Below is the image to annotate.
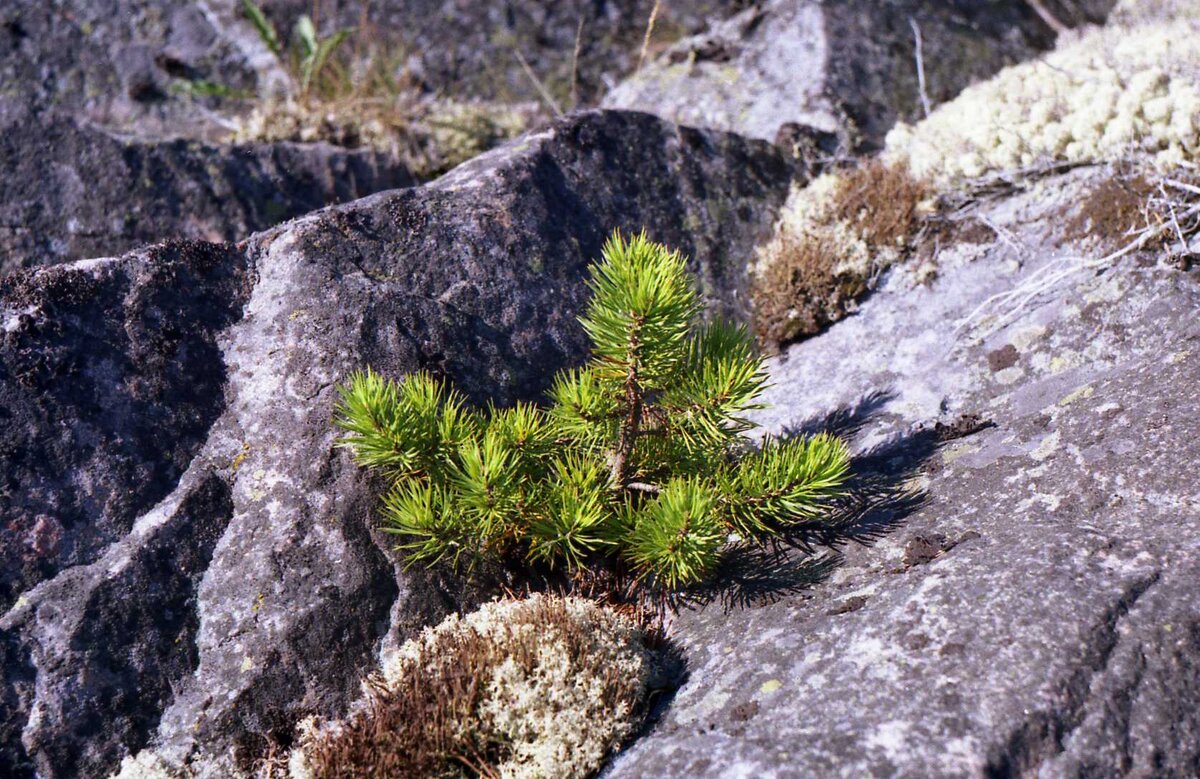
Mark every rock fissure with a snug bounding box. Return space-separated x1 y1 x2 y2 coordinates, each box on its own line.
984 571 1162 777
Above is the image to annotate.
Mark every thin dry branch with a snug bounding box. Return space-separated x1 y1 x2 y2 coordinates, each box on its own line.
637 0 662 73
514 49 563 117
1025 0 1070 34
956 196 1200 341
570 16 584 109
908 18 931 118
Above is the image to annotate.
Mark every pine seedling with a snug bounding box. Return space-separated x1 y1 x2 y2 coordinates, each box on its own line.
335 230 851 589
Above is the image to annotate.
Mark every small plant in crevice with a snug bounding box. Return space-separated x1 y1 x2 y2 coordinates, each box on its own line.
335 230 851 591
242 0 353 102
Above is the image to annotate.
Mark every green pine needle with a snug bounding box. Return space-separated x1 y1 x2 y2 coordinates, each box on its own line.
334 231 854 590
526 454 611 569
579 230 699 385
625 478 724 588
334 369 475 479
721 433 851 537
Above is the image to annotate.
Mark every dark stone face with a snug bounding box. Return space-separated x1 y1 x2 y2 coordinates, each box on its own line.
0 0 259 132
0 109 793 778
0 111 417 275
0 241 252 610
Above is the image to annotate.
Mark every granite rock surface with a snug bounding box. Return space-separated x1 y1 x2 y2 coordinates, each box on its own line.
0 109 793 778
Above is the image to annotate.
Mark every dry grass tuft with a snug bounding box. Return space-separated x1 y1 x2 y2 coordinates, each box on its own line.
828 159 929 246
290 594 650 779
753 159 930 346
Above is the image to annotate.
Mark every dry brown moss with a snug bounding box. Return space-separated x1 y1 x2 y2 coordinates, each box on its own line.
1060 174 1165 248
752 159 930 347
290 595 650 779
828 159 929 247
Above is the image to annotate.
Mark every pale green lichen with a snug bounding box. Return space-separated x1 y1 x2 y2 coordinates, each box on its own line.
231 97 532 178
109 751 180 779
292 594 651 779
885 2 1200 184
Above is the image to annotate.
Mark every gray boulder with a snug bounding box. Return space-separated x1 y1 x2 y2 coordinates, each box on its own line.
0 0 285 138
252 0 744 107
606 167 1200 777
0 109 794 778
604 0 1116 149
0 109 415 275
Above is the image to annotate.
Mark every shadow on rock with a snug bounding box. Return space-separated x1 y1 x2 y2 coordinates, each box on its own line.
675 389 953 611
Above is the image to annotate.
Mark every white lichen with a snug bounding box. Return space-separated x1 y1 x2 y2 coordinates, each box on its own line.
293 594 650 779
108 751 178 779
885 2 1200 183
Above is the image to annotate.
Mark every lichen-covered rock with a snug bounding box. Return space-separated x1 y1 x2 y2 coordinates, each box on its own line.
607 166 1200 777
0 108 415 275
603 0 1110 149
0 109 793 778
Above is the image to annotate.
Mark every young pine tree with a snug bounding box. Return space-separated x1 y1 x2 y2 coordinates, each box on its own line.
334 230 850 589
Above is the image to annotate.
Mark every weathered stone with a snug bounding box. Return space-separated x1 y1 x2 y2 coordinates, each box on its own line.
603 0 1116 149
0 0 283 137
0 108 415 274
253 0 743 106
0 109 794 778
0 241 252 612
607 167 1200 777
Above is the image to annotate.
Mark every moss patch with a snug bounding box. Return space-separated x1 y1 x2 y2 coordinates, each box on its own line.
752 160 930 346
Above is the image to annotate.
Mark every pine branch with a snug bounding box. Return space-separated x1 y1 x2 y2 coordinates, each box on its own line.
720 434 851 539
609 352 645 489
625 477 723 588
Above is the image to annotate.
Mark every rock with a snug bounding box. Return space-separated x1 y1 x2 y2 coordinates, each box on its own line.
0 109 794 778
606 166 1200 777
0 242 253 613
253 0 742 106
0 0 284 138
0 108 415 275
603 0 1114 149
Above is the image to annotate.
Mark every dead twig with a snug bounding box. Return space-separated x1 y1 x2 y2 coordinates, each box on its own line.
513 49 563 117
570 16 584 109
956 197 1200 341
908 18 931 118
637 0 662 73
1025 0 1070 35
1160 182 1189 254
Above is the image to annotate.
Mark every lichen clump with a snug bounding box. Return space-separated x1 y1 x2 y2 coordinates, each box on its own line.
289 594 651 779
109 751 181 779
885 9 1200 184
232 98 532 178
752 160 929 345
